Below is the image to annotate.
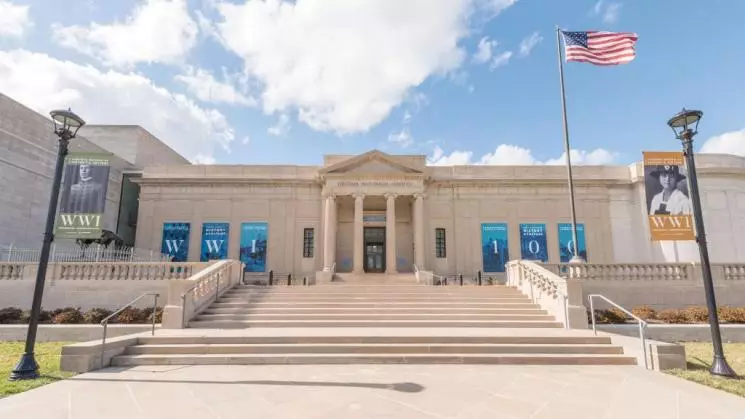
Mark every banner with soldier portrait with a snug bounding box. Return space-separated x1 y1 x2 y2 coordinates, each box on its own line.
643 152 695 241
56 153 111 239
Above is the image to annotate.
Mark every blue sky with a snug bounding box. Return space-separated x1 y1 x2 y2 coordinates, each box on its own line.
1 0 744 165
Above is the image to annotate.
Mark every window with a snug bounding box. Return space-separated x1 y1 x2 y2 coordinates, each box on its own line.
303 228 314 258
435 228 446 258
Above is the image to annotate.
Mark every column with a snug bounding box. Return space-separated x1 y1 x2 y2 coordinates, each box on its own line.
353 193 364 274
385 193 397 273
330 195 337 269
413 193 425 269
323 195 335 270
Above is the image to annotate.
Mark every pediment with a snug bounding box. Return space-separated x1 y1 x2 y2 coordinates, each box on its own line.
320 150 423 175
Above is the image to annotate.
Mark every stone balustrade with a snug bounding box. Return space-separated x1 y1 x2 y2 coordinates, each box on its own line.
162 259 244 329
0 261 212 310
541 262 745 309
506 260 588 329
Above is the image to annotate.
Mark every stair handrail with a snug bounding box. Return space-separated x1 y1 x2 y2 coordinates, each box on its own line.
100 292 159 368
588 294 649 370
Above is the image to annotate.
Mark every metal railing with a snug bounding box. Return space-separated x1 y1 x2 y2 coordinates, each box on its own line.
2 243 170 263
100 292 159 368
588 294 649 370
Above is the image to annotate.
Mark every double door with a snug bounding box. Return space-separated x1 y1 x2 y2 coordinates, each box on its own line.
363 227 385 273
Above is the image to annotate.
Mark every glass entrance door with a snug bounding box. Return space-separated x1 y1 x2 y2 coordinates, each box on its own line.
364 227 385 273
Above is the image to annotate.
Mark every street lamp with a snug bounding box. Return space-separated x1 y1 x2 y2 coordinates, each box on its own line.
667 108 737 378
10 109 85 380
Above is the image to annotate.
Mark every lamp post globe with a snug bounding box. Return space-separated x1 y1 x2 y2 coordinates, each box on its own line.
9 109 85 381
667 108 736 378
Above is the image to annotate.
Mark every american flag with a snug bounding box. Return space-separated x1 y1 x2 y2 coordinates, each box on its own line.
561 31 638 65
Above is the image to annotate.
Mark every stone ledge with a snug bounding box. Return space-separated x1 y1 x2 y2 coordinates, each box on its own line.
598 331 686 371
60 334 144 373
597 324 745 343
0 324 159 342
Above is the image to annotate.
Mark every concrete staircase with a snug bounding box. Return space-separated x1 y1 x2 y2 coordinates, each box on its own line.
110 281 637 366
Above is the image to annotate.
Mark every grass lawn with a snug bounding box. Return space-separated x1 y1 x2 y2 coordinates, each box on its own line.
0 342 76 398
668 342 745 397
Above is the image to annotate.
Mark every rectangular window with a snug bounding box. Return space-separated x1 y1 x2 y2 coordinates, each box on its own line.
303 228 314 258
435 228 446 258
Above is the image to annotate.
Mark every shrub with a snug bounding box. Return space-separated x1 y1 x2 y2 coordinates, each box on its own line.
657 309 688 324
115 307 145 324
37 310 52 323
0 307 24 324
719 307 745 324
593 309 627 324
52 307 83 324
631 306 657 321
142 307 163 323
683 306 709 323
84 308 113 324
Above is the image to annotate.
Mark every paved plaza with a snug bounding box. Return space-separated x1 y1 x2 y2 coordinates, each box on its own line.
2 364 745 419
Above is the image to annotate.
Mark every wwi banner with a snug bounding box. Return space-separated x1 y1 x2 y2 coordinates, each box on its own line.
481 223 509 273
161 223 190 262
643 151 695 241
240 222 268 272
200 223 229 262
558 223 587 263
56 152 111 239
519 223 548 262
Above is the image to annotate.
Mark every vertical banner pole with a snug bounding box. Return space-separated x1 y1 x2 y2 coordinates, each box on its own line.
556 26 582 262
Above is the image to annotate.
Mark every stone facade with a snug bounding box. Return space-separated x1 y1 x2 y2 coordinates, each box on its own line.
135 149 745 276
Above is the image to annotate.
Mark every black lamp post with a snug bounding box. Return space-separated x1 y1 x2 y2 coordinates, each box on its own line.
667 109 736 378
10 109 85 380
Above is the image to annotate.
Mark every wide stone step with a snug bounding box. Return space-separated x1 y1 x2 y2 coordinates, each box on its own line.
227 289 524 295
187 320 563 328
202 307 548 315
209 302 541 309
137 335 613 345
194 313 555 321
124 343 624 355
217 296 532 303
111 353 636 366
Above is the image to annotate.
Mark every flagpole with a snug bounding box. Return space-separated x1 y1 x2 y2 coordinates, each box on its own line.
556 26 583 263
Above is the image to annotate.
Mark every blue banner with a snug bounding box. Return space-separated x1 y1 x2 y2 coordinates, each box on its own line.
240 222 268 272
481 223 509 273
200 223 229 262
161 223 190 262
519 223 548 262
558 223 588 263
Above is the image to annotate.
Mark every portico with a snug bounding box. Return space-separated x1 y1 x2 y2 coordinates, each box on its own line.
319 150 427 274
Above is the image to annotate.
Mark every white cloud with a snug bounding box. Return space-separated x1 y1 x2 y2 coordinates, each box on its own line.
388 128 414 148
0 0 32 38
429 144 618 166
242 135 251 145
473 36 497 63
701 129 745 156
592 1 621 24
192 154 217 165
212 0 518 134
0 49 234 163
53 0 198 67
489 51 512 69
268 113 290 137
175 66 256 106
519 31 542 56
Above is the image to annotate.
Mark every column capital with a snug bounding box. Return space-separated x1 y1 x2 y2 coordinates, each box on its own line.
413 193 426 200
323 193 336 200
353 193 365 201
384 193 398 201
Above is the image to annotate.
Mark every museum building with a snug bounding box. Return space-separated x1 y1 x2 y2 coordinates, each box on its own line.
134 149 745 277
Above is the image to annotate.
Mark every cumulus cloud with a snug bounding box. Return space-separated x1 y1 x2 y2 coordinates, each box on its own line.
0 0 32 38
388 128 414 148
211 0 518 134
473 36 497 63
175 66 256 106
700 129 745 157
0 49 234 163
519 31 542 56
428 144 618 166
53 0 198 67
592 1 621 24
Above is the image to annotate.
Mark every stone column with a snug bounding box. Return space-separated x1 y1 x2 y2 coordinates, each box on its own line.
385 193 397 273
323 195 336 270
353 193 365 274
413 193 425 270
330 195 337 269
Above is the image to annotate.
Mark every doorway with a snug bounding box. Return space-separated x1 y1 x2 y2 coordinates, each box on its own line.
364 227 385 273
